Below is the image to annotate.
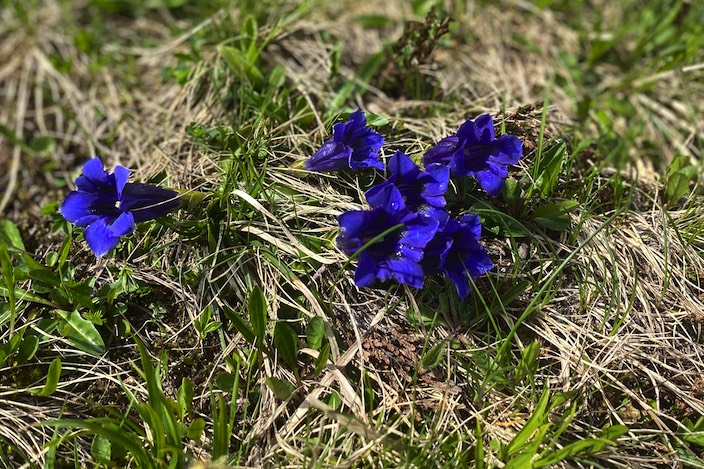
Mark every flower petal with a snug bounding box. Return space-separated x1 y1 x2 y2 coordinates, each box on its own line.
368 184 406 213
82 212 135 257
448 147 468 178
388 151 420 180
458 214 482 241
463 247 493 278
458 114 495 144
337 209 376 255
475 170 505 196
422 195 447 208
401 213 439 248
422 234 453 274
310 110 384 173
423 136 459 166
399 243 424 263
60 191 101 227
304 140 353 172
114 165 131 198
387 257 425 288
348 147 384 172
422 164 450 198
334 109 366 141
120 183 181 223
364 180 394 210
109 211 135 238
492 134 523 165
81 158 111 187
487 161 509 179
83 218 119 257
445 267 471 300
354 252 378 287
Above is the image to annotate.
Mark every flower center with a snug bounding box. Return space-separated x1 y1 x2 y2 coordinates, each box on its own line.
463 142 498 172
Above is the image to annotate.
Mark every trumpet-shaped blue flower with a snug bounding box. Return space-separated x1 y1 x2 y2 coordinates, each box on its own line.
423 114 522 196
337 184 439 288
60 158 181 257
422 211 493 299
365 151 449 212
304 109 384 172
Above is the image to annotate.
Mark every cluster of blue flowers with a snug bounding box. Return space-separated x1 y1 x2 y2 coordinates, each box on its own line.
306 110 522 299
60 158 181 257
59 110 521 299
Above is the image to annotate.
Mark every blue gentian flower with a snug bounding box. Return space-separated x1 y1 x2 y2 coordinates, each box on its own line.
423 114 522 196
422 212 493 299
365 151 449 212
60 158 181 257
337 184 439 288
304 109 385 172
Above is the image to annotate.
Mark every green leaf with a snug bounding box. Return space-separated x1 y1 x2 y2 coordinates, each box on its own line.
64 279 96 310
365 113 390 127
306 317 325 351
43 419 153 467
0 331 22 367
177 378 194 419
683 416 704 432
668 153 688 176
421 341 447 369
532 200 579 219
328 52 384 115
412 0 443 16
274 322 299 370
186 418 205 441
223 307 255 344
56 310 106 355
91 434 111 464
533 141 567 197
30 135 56 156
133 335 182 464
267 65 286 89
675 450 704 469
0 220 25 251
503 177 521 205
667 171 691 205
242 15 259 63
219 45 263 85
594 424 628 449
248 286 267 344
215 372 236 393
515 341 540 382
0 124 34 155
533 424 627 467
471 200 530 237
29 268 61 286
474 418 485 469
266 376 294 400
531 200 579 232
58 235 71 270
32 357 61 396
506 450 539 469
503 386 551 458
313 342 330 376
533 216 570 231
211 393 230 460
354 15 392 28
0 283 57 308
490 281 530 315
16 335 39 364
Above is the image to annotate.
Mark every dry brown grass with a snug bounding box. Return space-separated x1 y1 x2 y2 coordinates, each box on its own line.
1 0 703 467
